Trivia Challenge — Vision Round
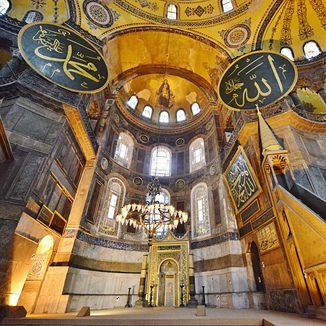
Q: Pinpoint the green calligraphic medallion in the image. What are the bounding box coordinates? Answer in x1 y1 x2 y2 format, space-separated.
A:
18 23 109 93
218 51 298 110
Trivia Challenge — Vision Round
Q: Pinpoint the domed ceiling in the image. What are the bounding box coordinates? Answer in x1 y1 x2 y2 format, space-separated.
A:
4 0 326 124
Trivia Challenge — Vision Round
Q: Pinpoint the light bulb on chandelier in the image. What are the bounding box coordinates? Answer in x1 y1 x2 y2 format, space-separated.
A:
116 177 188 246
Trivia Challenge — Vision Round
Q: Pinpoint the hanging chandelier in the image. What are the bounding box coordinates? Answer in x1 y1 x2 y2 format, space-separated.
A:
116 177 188 246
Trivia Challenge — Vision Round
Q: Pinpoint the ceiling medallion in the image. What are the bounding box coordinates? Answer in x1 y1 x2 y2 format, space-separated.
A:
101 157 109 170
140 134 149 143
224 24 251 48
83 0 114 28
175 138 185 146
175 179 185 189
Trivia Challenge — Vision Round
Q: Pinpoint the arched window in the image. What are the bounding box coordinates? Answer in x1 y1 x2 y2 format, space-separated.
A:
191 102 201 116
0 0 10 16
176 109 186 122
159 111 169 123
150 146 171 176
142 105 153 119
114 132 134 168
189 137 206 172
166 3 177 20
281 47 294 61
98 178 125 236
23 10 44 23
191 183 210 238
127 95 138 110
221 0 233 13
304 41 321 60
147 188 171 239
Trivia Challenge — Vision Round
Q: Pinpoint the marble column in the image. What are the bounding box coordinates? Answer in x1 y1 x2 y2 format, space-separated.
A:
135 254 149 307
187 253 198 307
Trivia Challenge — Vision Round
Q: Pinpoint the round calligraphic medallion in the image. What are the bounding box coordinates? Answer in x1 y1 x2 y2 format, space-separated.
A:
140 134 149 143
175 179 185 189
83 0 114 28
217 51 298 111
114 114 120 124
101 157 108 170
133 177 143 186
175 138 185 146
18 23 109 93
224 24 251 48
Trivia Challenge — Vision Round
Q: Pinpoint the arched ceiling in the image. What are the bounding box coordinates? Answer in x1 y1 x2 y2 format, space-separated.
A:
4 0 326 126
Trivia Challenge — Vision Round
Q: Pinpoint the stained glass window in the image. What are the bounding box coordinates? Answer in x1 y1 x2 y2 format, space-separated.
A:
281 47 294 61
303 41 321 60
0 0 10 16
142 105 153 118
191 102 201 116
176 109 186 122
221 0 233 13
159 111 169 123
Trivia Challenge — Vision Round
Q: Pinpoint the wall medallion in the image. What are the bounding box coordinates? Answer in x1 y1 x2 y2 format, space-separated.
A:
18 22 109 93
133 177 143 186
175 138 185 146
114 113 120 124
140 134 149 143
101 157 108 170
209 164 216 175
175 179 185 189
83 0 114 28
223 24 251 48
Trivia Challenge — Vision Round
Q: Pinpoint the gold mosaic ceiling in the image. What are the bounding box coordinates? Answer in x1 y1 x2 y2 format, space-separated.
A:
6 0 326 125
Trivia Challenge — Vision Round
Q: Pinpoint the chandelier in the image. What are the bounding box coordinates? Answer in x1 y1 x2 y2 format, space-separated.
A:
116 177 188 246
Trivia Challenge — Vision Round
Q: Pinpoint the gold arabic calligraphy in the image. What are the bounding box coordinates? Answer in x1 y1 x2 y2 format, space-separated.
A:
223 54 289 108
227 152 258 209
32 25 105 89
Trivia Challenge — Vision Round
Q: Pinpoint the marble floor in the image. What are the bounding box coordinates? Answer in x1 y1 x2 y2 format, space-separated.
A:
2 307 326 326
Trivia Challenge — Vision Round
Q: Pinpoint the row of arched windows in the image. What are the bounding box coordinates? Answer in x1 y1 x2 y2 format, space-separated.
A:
100 177 211 239
114 132 206 174
127 95 201 123
281 41 321 61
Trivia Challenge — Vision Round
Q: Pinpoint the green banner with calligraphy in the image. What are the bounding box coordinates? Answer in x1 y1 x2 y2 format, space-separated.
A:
224 146 261 213
218 51 297 110
18 23 109 93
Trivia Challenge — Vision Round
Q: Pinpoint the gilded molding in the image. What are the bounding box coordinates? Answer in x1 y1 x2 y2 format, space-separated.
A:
63 104 96 160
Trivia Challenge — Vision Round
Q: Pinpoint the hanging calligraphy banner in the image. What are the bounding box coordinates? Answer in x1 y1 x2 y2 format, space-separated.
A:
217 51 297 110
223 146 262 213
18 23 109 93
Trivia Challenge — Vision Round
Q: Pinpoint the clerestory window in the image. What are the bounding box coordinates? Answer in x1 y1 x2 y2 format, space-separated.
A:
150 146 171 176
189 138 206 172
114 132 134 168
166 3 177 20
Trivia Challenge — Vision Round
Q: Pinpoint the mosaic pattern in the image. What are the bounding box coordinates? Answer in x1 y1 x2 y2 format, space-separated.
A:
280 0 294 45
53 0 58 23
30 0 46 10
297 0 314 40
309 0 326 30
83 0 114 28
191 231 239 249
136 0 158 12
223 24 251 48
77 230 148 251
114 0 250 28
185 4 214 17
